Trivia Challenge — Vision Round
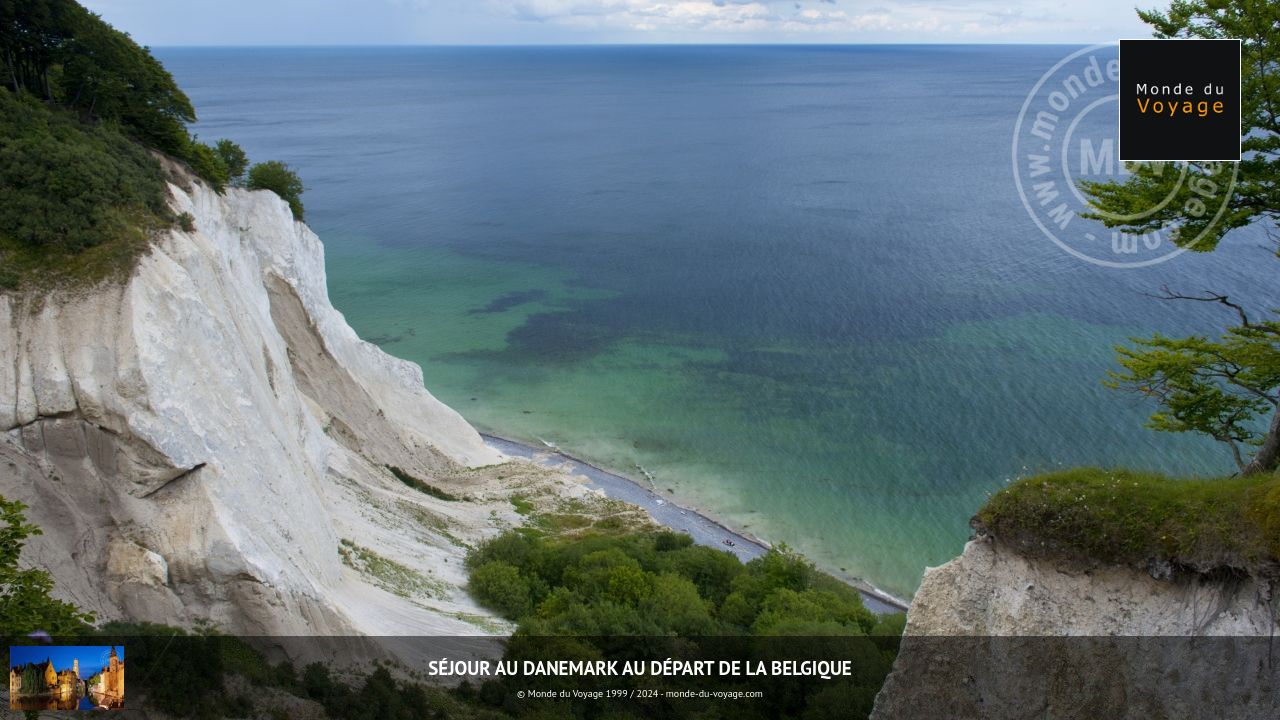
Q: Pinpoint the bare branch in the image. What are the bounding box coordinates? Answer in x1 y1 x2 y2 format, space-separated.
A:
1141 285 1254 326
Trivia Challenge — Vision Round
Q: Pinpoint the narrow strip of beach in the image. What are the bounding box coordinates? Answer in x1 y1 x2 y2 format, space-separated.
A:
480 432 910 615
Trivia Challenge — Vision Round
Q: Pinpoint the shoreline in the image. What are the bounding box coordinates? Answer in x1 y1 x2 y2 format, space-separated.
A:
479 431 911 615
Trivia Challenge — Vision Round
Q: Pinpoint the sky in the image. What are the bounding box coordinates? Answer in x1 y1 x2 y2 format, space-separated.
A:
10 645 124 678
80 0 1152 46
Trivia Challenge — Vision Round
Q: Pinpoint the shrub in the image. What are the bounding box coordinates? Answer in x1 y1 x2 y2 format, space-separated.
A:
185 139 230 192
385 465 460 501
214 139 249 185
248 160 305 220
469 561 532 619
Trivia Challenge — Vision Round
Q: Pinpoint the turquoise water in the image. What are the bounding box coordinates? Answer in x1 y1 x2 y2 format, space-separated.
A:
161 46 1271 598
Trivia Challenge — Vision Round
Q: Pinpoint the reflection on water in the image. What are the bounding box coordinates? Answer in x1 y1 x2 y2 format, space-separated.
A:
9 687 120 710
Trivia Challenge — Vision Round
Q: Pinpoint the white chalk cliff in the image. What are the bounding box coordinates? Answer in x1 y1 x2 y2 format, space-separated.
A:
0 168 545 636
871 537 1280 719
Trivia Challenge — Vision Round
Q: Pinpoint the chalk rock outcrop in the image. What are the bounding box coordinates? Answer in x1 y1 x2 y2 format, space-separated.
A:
872 537 1280 719
1 170 517 636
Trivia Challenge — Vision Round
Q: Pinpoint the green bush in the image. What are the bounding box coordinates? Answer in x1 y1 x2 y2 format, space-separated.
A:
248 160 305 220
214 139 249 185
185 139 230 192
469 561 533 618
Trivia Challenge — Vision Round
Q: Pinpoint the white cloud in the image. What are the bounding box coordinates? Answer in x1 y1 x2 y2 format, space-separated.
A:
486 0 1126 38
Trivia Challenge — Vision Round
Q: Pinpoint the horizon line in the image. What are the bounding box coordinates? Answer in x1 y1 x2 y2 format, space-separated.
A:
150 40 1122 49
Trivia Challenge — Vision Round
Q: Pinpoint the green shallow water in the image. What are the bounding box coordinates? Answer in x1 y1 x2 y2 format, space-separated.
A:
321 241 1234 598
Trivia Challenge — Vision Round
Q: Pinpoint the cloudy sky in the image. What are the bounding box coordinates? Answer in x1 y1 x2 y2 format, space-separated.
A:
82 0 1151 46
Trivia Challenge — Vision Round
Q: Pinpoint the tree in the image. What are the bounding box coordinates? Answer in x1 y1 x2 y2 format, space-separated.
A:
1107 319 1280 474
247 160 305 220
468 561 532 619
214 139 249 185
0 0 78 99
186 139 230 192
1083 0 1280 475
0 495 95 637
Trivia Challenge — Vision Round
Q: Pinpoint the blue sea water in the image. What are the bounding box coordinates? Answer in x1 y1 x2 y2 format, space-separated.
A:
159 45 1272 598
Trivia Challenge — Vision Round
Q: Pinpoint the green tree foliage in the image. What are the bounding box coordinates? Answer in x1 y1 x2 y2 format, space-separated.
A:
248 160 306 220
467 530 903 718
1107 320 1280 474
214 138 249 185
0 495 95 637
469 561 533 618
1081 1 1280 475
0 0 78 99
185 139 230 192
1 0 194 155
467 530 882 636
0 89 172 254
0 112 156 290
56 8 194 155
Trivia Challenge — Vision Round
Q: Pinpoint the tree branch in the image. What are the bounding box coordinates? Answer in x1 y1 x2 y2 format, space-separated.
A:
1142 285 1254 326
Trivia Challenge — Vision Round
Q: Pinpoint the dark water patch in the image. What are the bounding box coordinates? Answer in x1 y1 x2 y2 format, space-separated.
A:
467 289 548 315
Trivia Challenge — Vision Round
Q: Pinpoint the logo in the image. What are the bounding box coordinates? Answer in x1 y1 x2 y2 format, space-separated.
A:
1012 44 1237 268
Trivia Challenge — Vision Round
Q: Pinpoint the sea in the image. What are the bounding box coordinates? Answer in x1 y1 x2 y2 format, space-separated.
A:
159 45 1272 599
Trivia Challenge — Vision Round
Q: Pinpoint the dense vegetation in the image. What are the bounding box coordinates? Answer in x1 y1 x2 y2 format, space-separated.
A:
0 89 172 288
466 530 904 719
0 0 303 287
975 468 1280 578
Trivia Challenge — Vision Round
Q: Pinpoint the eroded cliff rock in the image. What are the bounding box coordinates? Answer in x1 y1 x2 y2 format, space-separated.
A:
0 171 564 636
872 537 1280 719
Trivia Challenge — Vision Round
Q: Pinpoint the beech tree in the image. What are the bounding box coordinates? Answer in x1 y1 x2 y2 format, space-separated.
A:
214 139 249 185
1083 0 1280 475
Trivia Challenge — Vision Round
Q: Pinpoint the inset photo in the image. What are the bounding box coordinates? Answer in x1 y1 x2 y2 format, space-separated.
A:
9 645 125 711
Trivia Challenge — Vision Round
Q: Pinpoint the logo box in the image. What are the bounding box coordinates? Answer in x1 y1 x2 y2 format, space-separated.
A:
1119 38 1241 162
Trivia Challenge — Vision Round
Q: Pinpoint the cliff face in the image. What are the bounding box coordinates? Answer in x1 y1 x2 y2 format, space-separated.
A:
0 172 538 636
872 537 1280 719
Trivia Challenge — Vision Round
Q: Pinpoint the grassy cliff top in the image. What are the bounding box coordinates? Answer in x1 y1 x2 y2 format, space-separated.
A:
973 467 1280 581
